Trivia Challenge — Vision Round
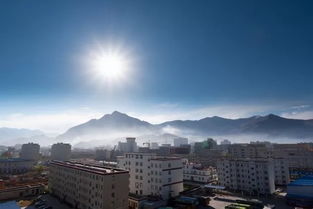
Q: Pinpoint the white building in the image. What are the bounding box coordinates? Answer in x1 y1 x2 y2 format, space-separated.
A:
20 143 40 161
173 138 188 147
49 161 129 209
118 138 138 153
117 153 183 200
273 158 290 185
150 142 159 150
0 158 35 174
50 143 71 161
183 159 217 183
220 139 231 145
217 158 275 194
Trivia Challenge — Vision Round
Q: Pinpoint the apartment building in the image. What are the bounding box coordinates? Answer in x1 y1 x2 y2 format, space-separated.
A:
273 158 290 185
0 183 45 201
118 137 138 153
273 143 313 169
228 143 273 159
227 143 290 185
173 137 188 147
0 158 35 175
20 143 40 161
117 153 183 200
51 143 71 161
49 161 129 209
183 160 217 183
217 158 275 194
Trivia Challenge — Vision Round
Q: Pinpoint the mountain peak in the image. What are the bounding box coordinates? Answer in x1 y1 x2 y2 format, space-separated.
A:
111 111 125 116
264 114 282 119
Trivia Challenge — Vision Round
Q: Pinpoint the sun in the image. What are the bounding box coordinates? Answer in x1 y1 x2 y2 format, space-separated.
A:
91 51 129 81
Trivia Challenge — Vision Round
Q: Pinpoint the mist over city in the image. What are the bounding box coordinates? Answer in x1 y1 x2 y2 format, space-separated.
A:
0 1 312 209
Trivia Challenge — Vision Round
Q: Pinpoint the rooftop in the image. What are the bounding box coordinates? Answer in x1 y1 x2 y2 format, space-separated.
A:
50 161 128 176
288 175 313 187
151 157 182 161
0 158 33 162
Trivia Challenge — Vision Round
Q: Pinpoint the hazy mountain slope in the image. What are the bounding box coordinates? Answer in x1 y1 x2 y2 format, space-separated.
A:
58 111 313 142
58 111 156 140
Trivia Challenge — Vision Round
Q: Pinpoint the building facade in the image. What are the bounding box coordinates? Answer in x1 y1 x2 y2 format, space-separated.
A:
51 143 71 161
183 160 217 183
273 158 290 185
20 143 40 161
227 143 273 159
217 158 275 194
49 161 129 209
173 137 188 147
118 137 138 153
0 184 45 201
117 153 183 200
0 158 35 175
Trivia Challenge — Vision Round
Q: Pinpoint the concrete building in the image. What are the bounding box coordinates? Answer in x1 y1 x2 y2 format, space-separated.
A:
183 160 217 183
0 183 45 201
118 137 138 153
220 139 231 145
273 143 313 170
117 153 183 200
95 149 111 161
273 158 290 185
20 143 40 161
49 161 129 209
173 137 188 147
217 158 275 194
50 143 71 161
150 142 159 150
0 158 35 174
227 143 273 159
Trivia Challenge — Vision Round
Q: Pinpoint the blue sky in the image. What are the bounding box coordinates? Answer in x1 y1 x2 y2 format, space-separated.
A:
0 0 313 132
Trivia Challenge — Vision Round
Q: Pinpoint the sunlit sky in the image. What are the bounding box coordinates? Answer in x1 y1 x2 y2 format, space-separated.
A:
0 0 313 133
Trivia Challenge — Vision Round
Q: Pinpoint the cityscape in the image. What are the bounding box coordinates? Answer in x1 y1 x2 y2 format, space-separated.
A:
1 1 313 209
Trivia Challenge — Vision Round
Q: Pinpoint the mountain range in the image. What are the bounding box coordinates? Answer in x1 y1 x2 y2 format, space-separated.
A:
57 111 313 144
1 111 312 147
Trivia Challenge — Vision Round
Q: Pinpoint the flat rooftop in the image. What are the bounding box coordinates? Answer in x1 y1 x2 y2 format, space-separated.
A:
151 157 182 161
289 175 313 186
0 158 32 162
50 161 128 176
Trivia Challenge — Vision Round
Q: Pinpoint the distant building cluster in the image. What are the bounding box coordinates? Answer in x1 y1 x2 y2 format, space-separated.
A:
1 136 313 208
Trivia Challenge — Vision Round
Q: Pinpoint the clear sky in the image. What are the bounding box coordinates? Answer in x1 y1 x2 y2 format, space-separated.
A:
0 0 313 133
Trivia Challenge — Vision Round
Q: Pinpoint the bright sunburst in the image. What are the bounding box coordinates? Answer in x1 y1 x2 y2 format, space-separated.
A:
84 42 134 88
91 50 129 81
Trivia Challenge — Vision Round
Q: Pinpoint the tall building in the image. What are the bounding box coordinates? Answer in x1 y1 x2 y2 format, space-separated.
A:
194 138 217 154
117 153 183 200
20 143 40 161
50 143 71 161
95 149 111 161
49 161 129 209
118 137 138 153
173 137 188 147
217 158 275 194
